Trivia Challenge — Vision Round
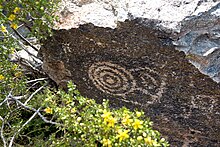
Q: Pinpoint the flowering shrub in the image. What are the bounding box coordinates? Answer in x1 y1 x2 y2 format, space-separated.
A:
0 0 59 146
0 0 59 98
0 0 59 39
42 81 169 147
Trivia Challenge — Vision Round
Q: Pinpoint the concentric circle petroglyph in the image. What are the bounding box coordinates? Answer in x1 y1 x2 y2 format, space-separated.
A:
88 62 136 96
88 61 166 105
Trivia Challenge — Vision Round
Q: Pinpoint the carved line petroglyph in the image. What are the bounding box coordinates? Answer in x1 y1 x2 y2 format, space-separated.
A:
88 62 136 97
130 67 167 104
88 61 167 105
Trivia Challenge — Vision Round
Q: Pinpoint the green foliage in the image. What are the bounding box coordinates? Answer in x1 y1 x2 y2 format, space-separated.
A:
40 81 169 147
0 0 59 39
0 0 59 146
0 0 59 97
0 37 26 99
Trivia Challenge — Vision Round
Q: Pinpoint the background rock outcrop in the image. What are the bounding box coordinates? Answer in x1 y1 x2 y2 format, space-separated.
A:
40 0 220 146
55 0 220 83
55 0 218 30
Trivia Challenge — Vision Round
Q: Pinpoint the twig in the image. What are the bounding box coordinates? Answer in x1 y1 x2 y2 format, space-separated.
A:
9 95 61 126
0 98 8 107
22 58 41 70
26 78 48 84
6 91 13 109
37 112 59 125
12 27 39 52
8 108 40 147
1 12 39 52
4 92 26 107
0 116 3 122
11 35 39 60
26 81 41 92
0 116 11 128
0 117 7 147
24 83 47 105
19 58 43 74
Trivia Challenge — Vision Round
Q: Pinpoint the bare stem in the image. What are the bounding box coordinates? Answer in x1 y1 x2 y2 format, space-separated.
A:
8 108 40 147
24 83 47 105
9 95 61 126
0 118 7 147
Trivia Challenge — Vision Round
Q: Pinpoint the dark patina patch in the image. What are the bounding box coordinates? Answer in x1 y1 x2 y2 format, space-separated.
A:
40 19 220 146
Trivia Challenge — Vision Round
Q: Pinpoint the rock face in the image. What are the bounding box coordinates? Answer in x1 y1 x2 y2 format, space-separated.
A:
40 20 220 146
55 0 220 83
40 0 220 146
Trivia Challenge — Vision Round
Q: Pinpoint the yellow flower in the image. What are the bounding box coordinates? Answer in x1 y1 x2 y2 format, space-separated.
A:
132 119 143 130
10 23 18 29
116 129 129 142
102 138 112 147
0 74 5 80
14 71 22 78
8 14 16 21
101 110 117 127
144 136 153 145
1 25 7 33
122 114 133 126
13 7 20 13
107 116 117 127
101 109 112 120
44 107 53 114
137 136 143 141
136 111 142 117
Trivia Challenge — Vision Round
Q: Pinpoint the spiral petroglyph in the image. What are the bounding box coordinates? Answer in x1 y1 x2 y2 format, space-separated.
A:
88 62 136 96
88 61 167 104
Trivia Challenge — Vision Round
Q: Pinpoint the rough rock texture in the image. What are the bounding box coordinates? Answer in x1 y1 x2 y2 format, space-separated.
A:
174 3 220 83
40 20 220 146
55 0 219 30
55 0 220 83
40 0 220 146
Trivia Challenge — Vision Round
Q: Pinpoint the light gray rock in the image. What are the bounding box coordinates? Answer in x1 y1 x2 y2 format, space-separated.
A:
55 0 219 30
10 45 42 66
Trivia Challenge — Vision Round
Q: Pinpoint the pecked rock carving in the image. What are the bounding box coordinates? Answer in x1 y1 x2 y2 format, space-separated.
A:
88 61 167 106
10 1 219 145
88 61 136 97
40 20 220 146
38 0 220 146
